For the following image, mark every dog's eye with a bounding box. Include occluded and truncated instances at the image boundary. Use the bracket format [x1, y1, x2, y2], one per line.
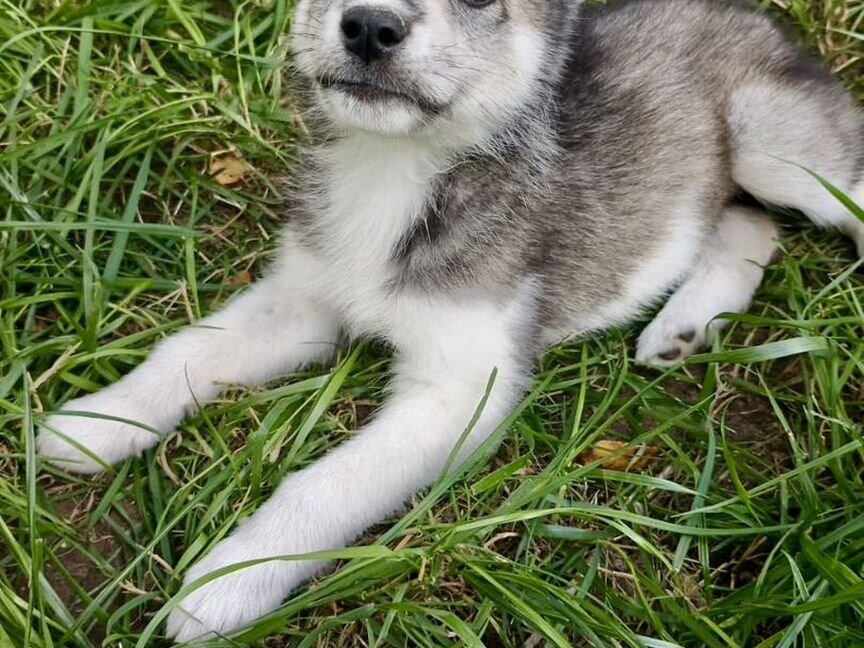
[461, 0, 496, 8]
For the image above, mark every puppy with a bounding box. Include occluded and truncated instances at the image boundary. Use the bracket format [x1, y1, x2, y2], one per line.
[37, 0, 864, 641]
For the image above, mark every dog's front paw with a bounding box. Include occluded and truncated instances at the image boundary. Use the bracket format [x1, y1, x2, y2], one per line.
[37, 391, 163, 474]
[166, 531, 322, 643]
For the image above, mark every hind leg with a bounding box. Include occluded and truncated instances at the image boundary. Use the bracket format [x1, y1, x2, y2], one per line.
[853, 217, 864, 258]
[728, 80, 864, 257]
[636, 206, 778, 367]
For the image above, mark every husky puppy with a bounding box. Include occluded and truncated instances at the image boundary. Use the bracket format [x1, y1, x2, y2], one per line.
[38, 0, 863, 641]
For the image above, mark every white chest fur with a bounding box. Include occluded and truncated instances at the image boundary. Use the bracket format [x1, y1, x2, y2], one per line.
[293, 134, 442, 337]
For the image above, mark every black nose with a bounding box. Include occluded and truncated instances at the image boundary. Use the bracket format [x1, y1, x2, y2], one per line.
[341, 6, 408, 63]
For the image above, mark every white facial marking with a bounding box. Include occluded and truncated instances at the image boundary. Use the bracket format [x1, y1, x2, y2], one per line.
[290, 0, 552, 147]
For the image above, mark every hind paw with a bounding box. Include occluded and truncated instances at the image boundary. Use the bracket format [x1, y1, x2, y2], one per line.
[636, 319, 709, 368]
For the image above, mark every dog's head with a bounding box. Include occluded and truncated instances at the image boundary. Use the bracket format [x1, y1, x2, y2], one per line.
[291, 0, 577, 143]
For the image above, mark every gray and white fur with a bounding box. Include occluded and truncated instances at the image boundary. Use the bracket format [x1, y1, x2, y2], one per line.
[37, 0, 864, 641]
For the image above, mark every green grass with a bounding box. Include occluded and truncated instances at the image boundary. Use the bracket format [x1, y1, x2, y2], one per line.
[1, 0, 863, 646]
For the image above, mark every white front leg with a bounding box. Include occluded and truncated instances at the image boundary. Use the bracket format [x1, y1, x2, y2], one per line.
[37, 252, 340, 473]
[165, 290, 536, 642]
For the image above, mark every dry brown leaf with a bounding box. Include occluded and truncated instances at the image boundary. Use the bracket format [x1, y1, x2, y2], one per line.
[208, 154, 252, 186]
[580, 439, 660, 473]
[226, 270, 253, 287]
